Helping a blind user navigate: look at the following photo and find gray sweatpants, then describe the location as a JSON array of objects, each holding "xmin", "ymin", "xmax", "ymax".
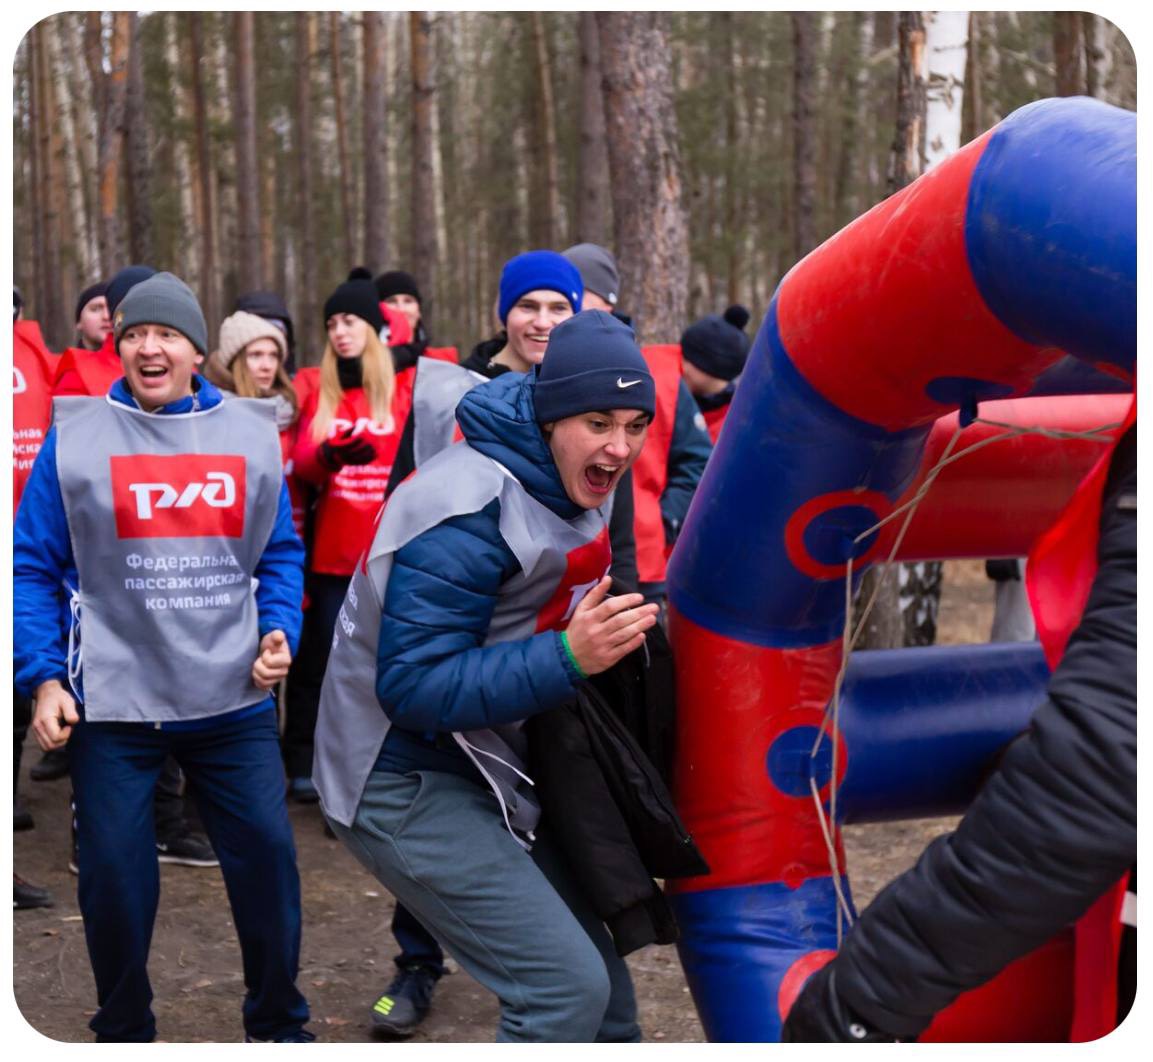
[{"xmin": 329, "ymin": 769, "xmax": 641, "ymax": 1042}]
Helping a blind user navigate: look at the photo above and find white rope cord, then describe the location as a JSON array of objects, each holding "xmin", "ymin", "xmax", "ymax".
[{"xmin": 807, "ymin": 414, "xmax": 1123, "ymax": 943}]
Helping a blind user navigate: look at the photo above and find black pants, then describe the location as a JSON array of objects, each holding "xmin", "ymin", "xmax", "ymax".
[{"xmin": 282, "ymin": 573, "xmax": 350, "ymax": 779}]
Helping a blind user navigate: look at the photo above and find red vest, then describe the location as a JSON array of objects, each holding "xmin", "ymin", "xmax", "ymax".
[
  {"xmin": 424, "ymin": 346, "xmax": 460, "ymax": 364},
  {"xmin": 633, "ymin": 344, "xmax": 683, "ymax": 585},
  {"xmin": 1027, "ymin": 392, "xmax": 1136, "ymax": 1043},
  {"xmin": 702, "ymin": 401, "xmax": 729, "ymax": 444},
  {"xmin": 53, "ymin": 332, "xmax": 121, "ymax": 397},
  {"xmin": 292, "ymin": 366, "xmax": 417, "ymax": 576},
  {"xmin": 12, "ymin": 321, "xmax": 58, "ymax": 510}
]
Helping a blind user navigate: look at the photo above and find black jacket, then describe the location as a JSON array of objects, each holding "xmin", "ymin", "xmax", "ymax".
[
  {"xmin": 387, "ymin": 335, "xmax": 640, "ymax": 593},
  {"xmin": 528, "ymin": 628, "xmax": 708, "ymax": 957},
  {"xmin": 830, "ymin": 427, "xmax": 1136, "ymax": 1040}
]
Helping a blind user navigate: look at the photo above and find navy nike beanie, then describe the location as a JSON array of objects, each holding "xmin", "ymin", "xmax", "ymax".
[{"xmin": 533, "ymin": 310, "xmax": 655, "ymax": 423}]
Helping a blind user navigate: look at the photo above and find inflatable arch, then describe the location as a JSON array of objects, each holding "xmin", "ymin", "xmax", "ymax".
[{"xmin": 665, "ymin": 97, "xmax": 1136, "ymax": 1042}]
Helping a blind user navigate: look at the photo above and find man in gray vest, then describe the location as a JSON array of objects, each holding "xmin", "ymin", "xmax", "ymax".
[
  {"xmin": 13, "ymin": 273, "xmax": 313, "ymax": 1043},
  {"xmin": 315, "ymin": 310, "xmax": 661, "ymax": 1041}
]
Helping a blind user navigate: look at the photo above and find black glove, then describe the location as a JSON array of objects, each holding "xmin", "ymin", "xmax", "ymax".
[
  {"xmin": 781, "ymin": 962, "xmax": 900, "ymax": 1043},
  {"xmin": 318, "ymin": 427, "xmax": 377, "ymax": 471}
]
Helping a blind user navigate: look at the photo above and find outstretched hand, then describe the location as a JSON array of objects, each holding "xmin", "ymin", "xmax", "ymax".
[
  {"xmin": 563, "ymin": 577, "xmax": 660, "ymax": 677},
  {"xmin": 252, "ymin": 629, "xmax": 292, "ymax": 690}
]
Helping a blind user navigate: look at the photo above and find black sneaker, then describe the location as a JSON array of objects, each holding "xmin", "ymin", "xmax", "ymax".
[
  {"xmin": 30, "ymin": 746, "xmax": 70, "ymax": 781},
  {"xmin": 370, "ymin": 966, "xmax": 439, "ymax": 1037},
  {"xmin": 13, "ymin": 795, "xmax": 34, "ymax": 832},
  {"xmin": 14, "ymin": 873, "xmax": 54, "ymax": 910},
  {"xmin": 156, "ymin": 831, "xmax": 219, "ymax": 868}
]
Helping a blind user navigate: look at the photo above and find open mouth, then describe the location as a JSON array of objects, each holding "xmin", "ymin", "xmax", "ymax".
[
  {"xmin": 138, "ymin": 365, "xmax": 169, "ymax": 381},
  {"xmin": 584, "ymin": 463, "xmax": 622, "ymax": 495}
]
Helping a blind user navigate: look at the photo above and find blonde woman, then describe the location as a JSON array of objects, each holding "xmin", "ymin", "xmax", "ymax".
[
  {"xmin": 207, "ymin": 310, "xmax": 300, "ymax": 462},
  {"xmin": 285, "ymin": 272, "xmax": 401, "ymax": 801}
]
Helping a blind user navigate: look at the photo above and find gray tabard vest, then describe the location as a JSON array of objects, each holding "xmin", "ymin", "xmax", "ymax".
[
  {"xmin": 54, "ymin": 394, "xmax": 284, "ymax": 723},
  {"xmin": 411, "ymin": 357, "xmax": 488, "ymax": 468},
  {"xmin": 313, "ymin": 442, "xmax": 610, "ymax": 838}
]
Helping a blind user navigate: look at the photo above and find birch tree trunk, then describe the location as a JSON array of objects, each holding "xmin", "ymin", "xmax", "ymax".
[
  {"xmin": 597, "ymin": 12, "xmax": 689, "ymax": 344},
  {"xmin": 233, "ymin": 12, "xmax": 262, "ymax": 289},
  {"xmin": 410, "ymin": 11, "xmax": 438, "ymax": 303},
  {"xmin": 362, "ymin": 11, "xmax": 389, "ymax": 271},
  {"xmin": 330, "ymin": 12, "xmax": 356, "ymax": 268},
  {"xmin": 576, "ymin": 11, "xmax": 611, "ymax": 245},
  {"xmin": 924, "ymin": 11, "xmax": 969, "ymax": 171},
  {"xmin": 124, "ymin": 13, "xmax": 154, "ymax": 265},
  {"xmin": 1082, "ymin": 13, "xmax": 1112, "ymax": 101},
  {"xmin": 294, "ymin": 13, "xmax": 318, "ymax": 348},
  {"xmin": 47, "ymin": 17, "xmax": 95, "ymax": 283},
  {"xmin": 186, "ymin": 14, "xmax": 219, "ymax": 332},
  {"xmin": 791, "ymin": 12, "xmax": 818, "ymax": 261}
]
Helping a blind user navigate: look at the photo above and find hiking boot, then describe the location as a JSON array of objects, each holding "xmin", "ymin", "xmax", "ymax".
[
  {"xmin": 14, "ymin": 873, "xmax": 54, "ymax": 910},
  {"xmin": 288, "ymin": 776, "xmax": 320, "ymax": 804},
  {"xmin": 370, "ymin": 966, "xmax": 439, "ymax": 1037},
  {"xmin": 30, "ymin": 746, "xmax": 70, "ymax": 781},
  {"xmin": 156, "ymin": 830, "xmax": 219, "ymax": 867},
  {"xmin": 13, "ymin": 794, "xmax": 34, "ymax": 832}
]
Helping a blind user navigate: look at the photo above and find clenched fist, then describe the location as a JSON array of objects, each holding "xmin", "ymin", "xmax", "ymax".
[{"xmin": 252, "ymin": 629, "xmax": 292, "ymax": 690}]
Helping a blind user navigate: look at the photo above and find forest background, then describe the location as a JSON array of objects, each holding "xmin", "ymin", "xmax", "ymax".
[{"xmin": 11, "ymin": 10, "xmax": 1136, "ymax": 359}]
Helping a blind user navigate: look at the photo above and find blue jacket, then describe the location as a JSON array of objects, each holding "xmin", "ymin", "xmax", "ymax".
[
  {"xmin": 374, "ymin": 371, "xmax": 585, "ymax": 746},
  {"xmin": 662, "ymin": 379, "xmax": 712, "ymax": 550},
  {"xmin": 13, "ymin": 377, "xmax": 305, "ymax": 726}
]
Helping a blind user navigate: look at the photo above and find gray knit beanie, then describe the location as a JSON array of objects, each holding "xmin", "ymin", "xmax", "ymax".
[
  {"xmin": 217, "ymin": 310, "xmax": 287, "ymax": 367},
  {"xmin": 114, "ymin": 272, "xmax": 208, "ymax": 355}
]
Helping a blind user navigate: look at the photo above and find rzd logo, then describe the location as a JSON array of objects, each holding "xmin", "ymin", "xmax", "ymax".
[
  {"xmin": 13, "ymin": 366, "xmax": 27, "ymax": 395},
  {"xmin": 111, "ymin": 454, "xmax": 246, "ymax": 538}
]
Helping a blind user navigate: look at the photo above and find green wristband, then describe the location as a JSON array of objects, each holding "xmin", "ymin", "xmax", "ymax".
[{"xmin": 559, "ymin": 630, "xmax": 588, "ymax": 679}]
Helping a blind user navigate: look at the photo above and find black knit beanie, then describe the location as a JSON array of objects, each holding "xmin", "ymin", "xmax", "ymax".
[
  {"xmin": 680, "ymin": 305, "xmax": 752, "ymax": 382},
  {"xmin": 323, "ymin": 268, "xmax": 384, "ymax": 333},
  {"xmin": 106, "ymin": 265, "xmax": 157, "ymax": 316},
  {"xmin": 75, "ymin": 281, "xmax": 109, "ymax": 322},
  {"xmin": 375, "ymin": 270, "xmax": 422, "ymax": 305}
]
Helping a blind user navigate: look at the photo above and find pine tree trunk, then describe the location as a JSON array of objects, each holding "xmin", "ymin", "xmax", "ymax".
[
  {"xmin": 362, "ymin": 11, "xmax": 389, "ymax": 271},
  {"xmin": 187, "ymin": 13, "xmax": 219, "ymax": 334},
  {"xmin": 26, "ymin": 30, "xmax": 49, "ymax": 331},
  {"xmin": 530, "ymin": 13, "xmax": 561, "ymax": 249},
  {"xmin": 233, "ymin": 12, "xmax": 262, "ymax": 289},
  {"xmin": 791, "ymin": 12, "xmax": 818, "ymax": 261},
  {"xmin": 576, "ymin": 11, "xmax": 611, "ymax": 245},
  {"xmin": 888, "ymin": 12, "xmax": 926, "ymax": 195},
  {"xmin": 90, "ymin": 11, "xmax": 130, "ymax": 279},
  {"xmin": 834, "ymin": 12, "xmax": 873, "ymax": 227},
  {"xmin": 330, "ymin": 12, "xmax": 356, "ymax": 269},
  {"xmin": 64, "ymin": 13, "xmax": 99, "ymax": 273},
  {"xmin": 1053, "ymin": 12, "xmax": 1086, "ymax": 96},
  {"xmin": 410, "ymin": 11, "xmax": 438, "ymax": 305},
  {"xmin": 294, "ymin": 12, "xmax": 318, "ymax": 355},
  {"xmin": 597, "ymin": 12, "xmax": 690, "ymax": 344},
  {"xmin": 723, "ymin": 13, "xmax": 742, "ymax": 304},
  {"xmin": 124, "ymin": 13, "xmax": 153, "ymax": 265},
  {"xmin": 165, "ymin": 15, "xmax": 197, "ymax": 292},
  {"xmin": 924, "ymin": 11, "xmax": 969, "ymax": 171}
]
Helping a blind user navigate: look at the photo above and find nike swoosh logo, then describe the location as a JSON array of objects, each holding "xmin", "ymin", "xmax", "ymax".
[{"xmin": 617, "ymin": 378, "xmax": 642, "ymax": 389}]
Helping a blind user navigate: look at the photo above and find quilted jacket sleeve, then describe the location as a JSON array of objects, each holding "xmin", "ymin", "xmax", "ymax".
[
  {"xmin": 375, "ymin": 498, "xmax": 582, "ymax": 732},
  {"xmin": 834, "ymin": 429, "xmax": 1137, "ymax": 1040}
]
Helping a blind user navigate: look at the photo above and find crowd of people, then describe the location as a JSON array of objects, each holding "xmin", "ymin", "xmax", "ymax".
[
  {"xmin": 11, "ymin": 244, "xmax": 747, "ymax": 1042},
  {"xmin": 11, "ymin": 237, "xmax": 1134, "ymax": 1044}
]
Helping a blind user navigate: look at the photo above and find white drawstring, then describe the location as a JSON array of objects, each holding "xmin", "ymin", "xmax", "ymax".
[
  {"xmin": 458, "ymin": 737, "xmax": 536, "ymax": 786},
  {"xmin": 65, "ymin": 581, "xmax": 83, "ymax": 702}
]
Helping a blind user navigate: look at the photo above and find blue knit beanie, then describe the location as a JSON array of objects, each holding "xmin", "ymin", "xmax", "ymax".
[
  {"xmin": 533, "ymin": 311, "xmax": 655, "ymax": 424},
  {"xmin": 498, "ymin": 250, "xmax": 583, "ymax": 324}
]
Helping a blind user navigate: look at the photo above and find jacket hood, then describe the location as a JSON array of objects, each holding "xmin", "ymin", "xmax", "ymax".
[
  {"xmin": 109, "ymin": 373, "xmax": 224, "ymax": 414},
  {"xmin": 455, "ymin": 371, "xmax": 582, "ymax": 520}
]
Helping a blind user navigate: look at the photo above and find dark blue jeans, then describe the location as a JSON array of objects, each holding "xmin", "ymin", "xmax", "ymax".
[{"xmin": 69, "ymin": 708, "xmax": 309, "ymax": 1042}]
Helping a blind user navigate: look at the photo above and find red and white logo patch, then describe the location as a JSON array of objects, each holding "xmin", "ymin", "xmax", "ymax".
[
  {"xmin": 111, "ymin": 454, "xmax": 247, "ymax": 539},
  {"xmin": 534, "ymin": 526, "xmax": 612, "ymax": 633}
]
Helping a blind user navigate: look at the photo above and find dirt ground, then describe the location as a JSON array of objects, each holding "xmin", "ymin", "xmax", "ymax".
[{"xmin": 12, "ymin": 561, "xmax": 993, "ymax": 1043}]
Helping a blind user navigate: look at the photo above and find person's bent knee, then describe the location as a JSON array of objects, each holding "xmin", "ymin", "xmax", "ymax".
[{"xmin": 507, "ymin": 941, "xmax": 612, "ymax": 1042}]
